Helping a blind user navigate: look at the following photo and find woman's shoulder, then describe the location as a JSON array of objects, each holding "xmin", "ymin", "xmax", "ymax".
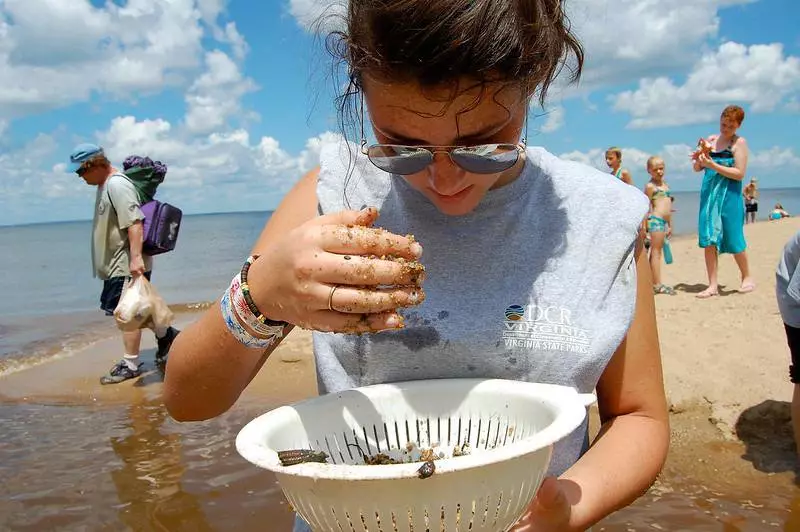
[
  {"xmin": 317, "ymin": 138, "xmax": 392, "ymax": 212},
  {"xmin": 529, "ymin": 147, "xmax": 649, "ymax": 220}
]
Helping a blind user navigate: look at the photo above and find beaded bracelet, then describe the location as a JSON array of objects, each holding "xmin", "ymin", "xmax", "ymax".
[
  {"xmin": 229, "ymin": 273, "xmax": 284, "ymax": 339},
  {"xmin": 220, "ymin": 289, "xmax": 276, "ymax": 349},
  {"xmin": 240, "ymin": 255, "xmax": 286, "ymax": 326}
]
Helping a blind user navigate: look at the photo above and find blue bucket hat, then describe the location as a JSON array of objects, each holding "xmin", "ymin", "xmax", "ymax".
[{"xmin": 68, "ymin": 143, "xmax": 104, "ymax": 172}]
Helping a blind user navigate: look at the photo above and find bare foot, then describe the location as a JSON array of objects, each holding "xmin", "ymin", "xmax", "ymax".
[
  {"xmin": 739, "ymin": 278, "xmax": 756, "ymax": 293},
  {"xmin": 696, "ymin": 287, "xmax": 719, "ymax": 299}
]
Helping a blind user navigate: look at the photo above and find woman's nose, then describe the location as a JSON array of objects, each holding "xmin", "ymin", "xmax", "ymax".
[{"xmin": 427, "ymin": 153, "xmax": 468, "ymax": 195}]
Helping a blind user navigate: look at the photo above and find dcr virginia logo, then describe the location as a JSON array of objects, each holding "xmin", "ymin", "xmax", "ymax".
[{"xmin": 503, "ymin": 304, "xmax": 591, "ymax": 354}]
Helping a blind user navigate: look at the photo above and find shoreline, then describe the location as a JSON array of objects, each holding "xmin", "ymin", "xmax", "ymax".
[{"xmin": 4, "ymin": 218, "xmax": 799, "ymax": 429}]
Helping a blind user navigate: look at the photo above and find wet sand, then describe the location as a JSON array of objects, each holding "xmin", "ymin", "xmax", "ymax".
[{"xmin": 3, "ymin": 219, "xmax": 800, "ymax": 530}]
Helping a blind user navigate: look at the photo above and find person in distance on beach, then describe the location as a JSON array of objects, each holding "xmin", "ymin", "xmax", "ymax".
[
  {"xmin": 605, "ymin": 146, "xmax": 633, "ymax": 185},
  {"xmin": 68, "ymin": 144, "xmax": 180, "ymax": 385},
  {"xmin": 692, "ymin": 105, "xmax": 755, "ymax": 298}
]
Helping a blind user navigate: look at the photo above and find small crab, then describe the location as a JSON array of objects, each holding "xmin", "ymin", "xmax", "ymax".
[{"xmin": 277, "ymin": 449, "xmax": 329, "ymax": 466}]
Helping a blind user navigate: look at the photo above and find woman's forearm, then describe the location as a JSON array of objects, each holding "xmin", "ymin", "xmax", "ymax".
[
  {"xmin": 558, "ymin": 413, "xmax": 669, "ymax": 530},
  {"xmin": 164, "ymin": 304, "xmax": 292, "ymax": 421},
  {"xmin": 711, "ymin": 162, "xmax": 744, "ymax": 181}
]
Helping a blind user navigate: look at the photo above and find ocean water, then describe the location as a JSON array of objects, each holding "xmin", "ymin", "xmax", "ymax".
[
  {"xmin": 0, "ymin": 211, "xmax": 271, "ymax": 371},
  {"xmin": 2, "ymin": 186, "xmax": 799, "ymax": 370}
]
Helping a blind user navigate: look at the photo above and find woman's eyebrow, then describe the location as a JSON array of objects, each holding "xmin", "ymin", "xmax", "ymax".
[{"xmin": 377, "ymin": 121, "xmax": 509, "ymax": 145}]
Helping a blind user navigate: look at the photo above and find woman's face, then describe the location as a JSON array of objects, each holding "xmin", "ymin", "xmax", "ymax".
[
  {"xmin": 719, "ymin": 116, "xmax": 741, "ymax": 138},
  {"xmin": 362, "ymin": 77, "xmax": 527, "ymax": 216}
]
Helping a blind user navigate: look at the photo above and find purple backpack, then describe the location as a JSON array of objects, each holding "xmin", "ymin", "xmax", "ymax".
[
  {"xmin": 139, "ymin": 199, "xmax": 182, "ymax": 256},
  {"xmin": 108, "ymin": 172, "xmax": 182, "ymax": 256}
]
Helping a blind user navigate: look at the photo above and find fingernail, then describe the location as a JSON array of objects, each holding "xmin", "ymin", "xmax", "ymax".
[
  {"xmin": 386, "ymin": 314, "xmax": 404, "ymax": 328},
  {"xmin": 411, "ymin": 242, "xmax": 423, "ymax": 258}
]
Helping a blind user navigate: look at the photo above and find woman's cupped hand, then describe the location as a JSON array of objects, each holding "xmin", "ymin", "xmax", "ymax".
[{"xmin": 246, "ymin": 207, "xmax": 426, "ymax": 334}]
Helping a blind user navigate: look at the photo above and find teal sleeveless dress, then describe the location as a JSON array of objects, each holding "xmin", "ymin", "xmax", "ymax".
[{"xmin": 698, "ymin": 145, "xmax": 746, "ymax": 254}]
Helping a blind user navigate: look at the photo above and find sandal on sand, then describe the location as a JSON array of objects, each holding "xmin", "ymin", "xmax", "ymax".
[
  {"xmin": 739, "ymin": 282, "xmax": 756, "ymax": 294},
  {"xmin": 653, "ymin": 284, "xmax": 676, "ymax": 295},
  {"xmin": 696, "ymin": 288, "xmax": 718, "ymax": 299}
]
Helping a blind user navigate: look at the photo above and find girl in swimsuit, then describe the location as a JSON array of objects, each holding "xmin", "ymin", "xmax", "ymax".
[
  {"xmin": 692, "ymin": 105, "xmax": 755, "ymax": 298},
  {"xmin": 644, "ymin": 156, "xmax": 674, "ymax": 295},
  {"xmin": 605, "ymin": 147, "xmax": 633, "ymax": 185}
]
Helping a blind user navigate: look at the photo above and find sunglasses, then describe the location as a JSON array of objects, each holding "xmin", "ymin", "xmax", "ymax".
[
  {"xmin": 362, "ymin": 143, "xmax": 523, "ymax": 176},
  {"xmin": 76, "ymin": 165, "xmax": 89, "ymax": 177}
]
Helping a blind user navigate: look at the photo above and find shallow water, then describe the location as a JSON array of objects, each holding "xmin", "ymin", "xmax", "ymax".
[{"xmin": 2, "ymin": 385, "xmax": 799, "ymax": 532}]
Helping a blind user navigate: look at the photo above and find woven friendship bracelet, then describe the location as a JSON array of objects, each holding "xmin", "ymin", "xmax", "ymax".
[
  {"xmin": 239, "ymin": 255, "xmax": 287, "ymax": 327},
  {"xmin": 220, "ymin": 289, "xmax": 276, "ymax": 349},
  {"xmin": 229, "ymin": 273, "xmax": 285, "ymax": 340}
]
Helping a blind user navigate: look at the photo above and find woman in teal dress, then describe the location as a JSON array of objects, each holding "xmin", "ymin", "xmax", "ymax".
[{"xmin": 693, "ymin": 105, "xmax": 755, "ymax": 298}]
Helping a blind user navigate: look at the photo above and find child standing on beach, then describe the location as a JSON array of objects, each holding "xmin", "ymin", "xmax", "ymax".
[
  {"xmin": 644, "ymin": 156, "xmax": 674, "ymax": 295},
  {"xmin": 605, "ymin": 147, "xmax": 633, "ymax": 185},
  {"xmin": 165, "ymin": 2, "xmax": 669, "ymax": 530}
]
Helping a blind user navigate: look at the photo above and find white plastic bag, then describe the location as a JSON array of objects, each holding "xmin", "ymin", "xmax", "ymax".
[
  {"xmin": 113, "ymin": 275, "xmax": 173, "ymax": 332},
  {"xmin": 147, "ymin": 280, "xmax": 174, "ymax": 331}
]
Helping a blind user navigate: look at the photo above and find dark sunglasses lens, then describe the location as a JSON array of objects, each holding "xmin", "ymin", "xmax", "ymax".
[
  {"xmin": 451, "ymin": 144, "xmax": 519, "ymax": 174},
  {"xmin": 367, "ymin": 146, "xmax": 433, "ymax": 175},
  {"xmin": 76, "ymin": 167, "xmax": 86, "ymax": 176}
]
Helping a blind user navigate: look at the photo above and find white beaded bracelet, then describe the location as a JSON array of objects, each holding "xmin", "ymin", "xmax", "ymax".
[
  {"xmin": 220, "ymin": 289, "xmax": 276, "ymax": 349},
  {"xmin": 229, "ymin": 273, "xmax": 285, "ymax": 340}
]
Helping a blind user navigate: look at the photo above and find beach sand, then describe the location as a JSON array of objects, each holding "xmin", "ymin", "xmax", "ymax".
[{"xmin": 2, "ymin": 218, "xmax": 800, "ymax": 529}]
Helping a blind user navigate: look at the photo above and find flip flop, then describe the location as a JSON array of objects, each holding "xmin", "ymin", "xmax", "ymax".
[
  {"xmin": 696, "ymin": 288, "xmax": 718, "ymax": 299},
  {"xmin": 739, "ymin": 283, "xmax": 756, "ymax": 294},
  {"xmin": 653, "ymin": 284, "xmax": 676, "ymax": 295}
]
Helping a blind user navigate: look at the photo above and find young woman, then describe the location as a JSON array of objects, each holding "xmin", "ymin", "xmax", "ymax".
[
  {"xmin": 164, "ymin": 2, "xmax": 669, "ymax": 530},
  {"xmin": 693, "ymin": 105, "xmax": 755, "ymax": 298}
]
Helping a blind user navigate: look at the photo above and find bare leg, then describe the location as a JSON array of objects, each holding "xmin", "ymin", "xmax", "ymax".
[
  {"xmin": 734, "ymin": 251, "xmax": 755, "ymax": 292},
  {"xmin": 649, "ymin": 232, "xmax": 665, "ymax": 287},
  {"xmin": 793, "ymin": 384, "xmax": 800, "ymax": 458},
  {"xmin": 123, "ymin": 329, "xmax": 143, "ymax": 356},
  {"xmin": 697, "ymin": 246, "xmax": 719, "ymax": 298}
]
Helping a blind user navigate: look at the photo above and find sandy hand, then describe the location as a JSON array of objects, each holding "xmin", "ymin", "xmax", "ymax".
[{"xmin": 246, "ymin": 207, "xmax": 426, "ymax": 334}]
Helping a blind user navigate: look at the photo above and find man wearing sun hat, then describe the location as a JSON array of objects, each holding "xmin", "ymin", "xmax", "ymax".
[{"xmin": 69, "ymin": 143, "xmax": 179, "ymax": 384}]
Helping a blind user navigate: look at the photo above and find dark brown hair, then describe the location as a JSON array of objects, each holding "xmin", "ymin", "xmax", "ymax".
[
  {"xmin": 322, "ymin": 0, "xmax": 584, "ymax": 140},
  {"xmin": 721, "ymin": 105, "xmax": 745, "ymax": 125}
]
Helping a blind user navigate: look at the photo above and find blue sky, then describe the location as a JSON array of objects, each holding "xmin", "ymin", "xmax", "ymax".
[{"xmin": 0, "ymin": 0, "xmax": 798, "ymax": 225}]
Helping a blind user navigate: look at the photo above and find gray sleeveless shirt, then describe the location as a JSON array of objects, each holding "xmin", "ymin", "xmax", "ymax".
[{"xmin": 313, "ymin": 141, "xmax": 648, "ymax": 476}]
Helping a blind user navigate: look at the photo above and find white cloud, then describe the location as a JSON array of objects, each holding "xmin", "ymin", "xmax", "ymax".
[
  {"xmin": 564, "ymin": 0, "xmax": 755, "ymax": 90},
  {"xmin": 0, "ymin": 0, "xmax": 241, "ymax": 121},
  {"xmin": 287, "ymin": 0, "xmax": 755, "ymax": 96},
  {"xmin": 183, "ymin": 50, "xmax": 258, "ymax": 135},
  {"xmin": 749, "ymin": 147, "xmax": 800, "ymax": 169},
  {"xmin": 539, "ymin": 106, "xmax": 565, "ymax": 134},
  {"xmin": 0, "ymin": 114, "xmax": 344, "ymax": 225},
  {"xmin": 288, "ymin": 0, "xmax": 346, "ymax": 32},
  {"xmin": 611, "ymin": 42, "xmax": 800, "ymax": 128}
]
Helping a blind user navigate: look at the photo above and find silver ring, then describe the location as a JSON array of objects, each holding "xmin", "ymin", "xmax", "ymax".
[{"xmin": 327, "ymin": 285, "xmax": 339, "ymax": 312}]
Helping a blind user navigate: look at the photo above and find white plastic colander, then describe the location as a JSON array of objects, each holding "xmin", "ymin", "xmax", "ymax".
[{"xmin": 236, "ymin": 379, "xmax": 595, "ymax": 532}]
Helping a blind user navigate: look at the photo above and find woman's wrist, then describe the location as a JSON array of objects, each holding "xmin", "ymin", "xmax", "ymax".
[
  {"xmin": 240, "ymin": 254, "xmax": 289, "ymax": 326},
  {"xmin": 245, "ymin": 253, "xmax": 288, "ymax": 324}
]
